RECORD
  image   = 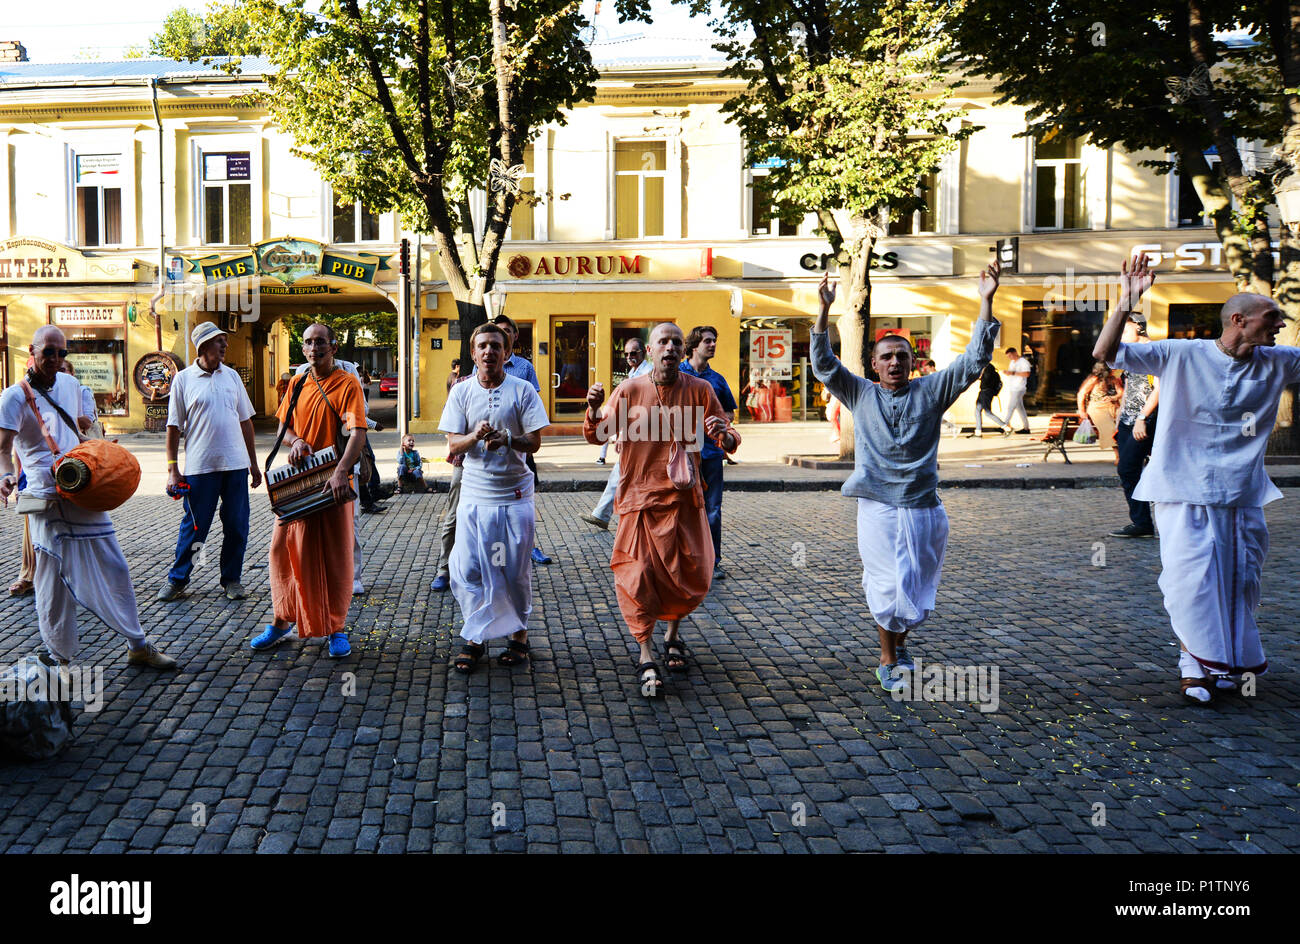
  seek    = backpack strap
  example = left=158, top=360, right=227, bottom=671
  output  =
left=264, top=374, right=310, bottom=472
left=20, top=380, right=81, bottom=458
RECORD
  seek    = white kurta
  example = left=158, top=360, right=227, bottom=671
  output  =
left=856, top=497, right=949, bottom=634
left=450, top=501, right=535, bottom=643
left=1153, top=503, right=1269, bottom=674
left=28, top=502, right=148, bottom=662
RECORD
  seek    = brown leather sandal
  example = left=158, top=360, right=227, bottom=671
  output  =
left=8, top=578, right=32, bottom=596
left=1180, top=676, right=1213, bottom=704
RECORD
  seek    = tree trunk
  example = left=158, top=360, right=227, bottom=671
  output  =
left=834, top=231, right=876, bottom=460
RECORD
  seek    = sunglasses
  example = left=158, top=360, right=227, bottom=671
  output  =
left=40, top=346, right=69, bottom=359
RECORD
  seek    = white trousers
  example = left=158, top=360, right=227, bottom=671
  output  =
left=352, top=494, right=363, bottom=586
left=856, top=498, right=949, bottom=634
left=1000, top=390, right=1029, bottom=430
left=1153, top=502, right=1269, bottom=674
left=27, top=501, right=147, bottom=662
left=450, top=500, right=535, bottom=643
left=592, top=459, right=620, bottom=522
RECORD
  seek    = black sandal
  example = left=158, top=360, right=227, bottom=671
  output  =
left=498, top=638, right=530, bottom=667
left=635, top=661, right=663, bottom=697
left=453, top=642, right=485, bottom=674
left=662, top=636, right=690, bottom=674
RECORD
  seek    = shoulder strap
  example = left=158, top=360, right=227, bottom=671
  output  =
left=309, top=370, right=349, bottom=453
left=21, top=379, right=83, bottom=454
left=264, top=374, right=310, bottom=472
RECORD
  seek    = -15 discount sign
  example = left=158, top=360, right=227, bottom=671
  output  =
left=749, top=329, right=793, bottom=379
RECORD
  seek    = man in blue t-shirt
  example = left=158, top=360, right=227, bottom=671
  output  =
left=681, top=325, right=738, bottom=579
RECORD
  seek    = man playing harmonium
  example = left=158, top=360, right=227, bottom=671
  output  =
left=251, top=323, right=368, bottom=659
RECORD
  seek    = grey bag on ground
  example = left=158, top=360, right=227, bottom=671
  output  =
left=0, top=656, right=77, bottom=761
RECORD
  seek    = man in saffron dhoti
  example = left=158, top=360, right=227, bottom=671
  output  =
left=0, top=326, right=176, bottom=669
left=1095, top=256, right=1299, bottom=703
left=812, top=265, right=1001, bottom=693
left=583, top=323, right=740, bottom=696
left=251, top=323, right=368, bottom=659
left=440, top=323, right=549, bottom=674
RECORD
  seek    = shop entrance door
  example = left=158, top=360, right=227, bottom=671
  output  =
left=550, top=317, right=594, bottom=419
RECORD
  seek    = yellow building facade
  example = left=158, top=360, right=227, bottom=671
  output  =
left=0, top=58, right=1261, bottom=435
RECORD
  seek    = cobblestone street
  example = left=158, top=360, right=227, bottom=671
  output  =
left=1, top=487, right=1298, bottom=854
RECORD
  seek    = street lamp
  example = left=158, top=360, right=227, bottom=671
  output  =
left=487, top=286, right=506, bottom=319
left=1276, top=172, right=1300, bottom=231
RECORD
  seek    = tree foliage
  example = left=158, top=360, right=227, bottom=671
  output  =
left=150, top=4, right=255, bottom=59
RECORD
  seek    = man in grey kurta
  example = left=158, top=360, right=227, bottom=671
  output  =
left=811, top=265, right=1002, bottom=692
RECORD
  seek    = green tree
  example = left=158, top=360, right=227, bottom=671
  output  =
left=953, top=0, right=1300, bottom=449
left=630, top=0, right=972, bottom=457
left=226, top=0, right=595, bottom=371
left=283, top=310, right=397, bottom=365
left=149, top=3, right=255, bottom=59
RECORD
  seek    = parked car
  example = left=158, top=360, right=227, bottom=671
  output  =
left=379, top=373, right=398, bottom=396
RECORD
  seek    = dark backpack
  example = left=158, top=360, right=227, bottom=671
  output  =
left=982, top=364, right=1002, bottom=398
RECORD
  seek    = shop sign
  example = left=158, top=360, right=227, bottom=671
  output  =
left=0, top=237, right=136, bottom=283
left=1131, top=240, right=1280, bottom=270
left=187, top=239, right=390, bottom=287
left=741, top=243, right=955, bottom=279
left=133, top=351, right=184, bottom=402
left=67, top=353, right=118, bottom=394
left=506, top=253, right=647, bottom=279
left=49, top=304, right=125, bottom=327
left=749, top=328, right=793, bottom=380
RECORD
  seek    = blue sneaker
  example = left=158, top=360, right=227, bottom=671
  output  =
left=250, top=624, right=293, bottom=651
left=327, top=632, right=351, bottom=658
left=531, top=547, right=551, bottom=564
left=430, top=574, right=450, bottom=592
left=896, top=645, right=915, bottom=671
left=876, top=663, right=908, bottom=693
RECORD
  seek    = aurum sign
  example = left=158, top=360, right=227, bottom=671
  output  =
left=506, top=254, right=647, bottom=278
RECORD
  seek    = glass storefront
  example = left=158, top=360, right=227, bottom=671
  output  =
left=609, top=321, right=654, bottom=385
left=1020, top=300, right=1107, bottom=410
left=1168, top=303, right=1221, bottom=340
left=739, top=320, right=819, bottom=422
left=50, top=304, right=128, bottom=416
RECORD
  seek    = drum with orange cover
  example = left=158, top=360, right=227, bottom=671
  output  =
left=52, top=440, right=141, bottom=512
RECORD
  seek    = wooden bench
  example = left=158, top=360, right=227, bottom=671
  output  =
left=1034, top=413, right=1079, bottom=463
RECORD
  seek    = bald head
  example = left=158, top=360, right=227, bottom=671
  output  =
left=1219, top=292, right=1285, bottom=354
left=32, top=325, right=65, bottom=350
left=1221, top=293, right=1276, bottom=327
left=647, top=322, right=684, bottom=376
left=29, top=325, right=67, bottom=386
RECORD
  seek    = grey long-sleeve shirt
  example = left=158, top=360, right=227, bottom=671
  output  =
left=811, top=319, right=1000, bottom=507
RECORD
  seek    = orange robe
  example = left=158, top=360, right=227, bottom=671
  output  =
left=584, top=373, right=740, bottom=643
left=269, top=369, right=367, bottom=638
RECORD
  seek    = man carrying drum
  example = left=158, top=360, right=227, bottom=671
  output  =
left=0, top=325, right=177, bottom=669
left=250, top=323, right=367, bottom=659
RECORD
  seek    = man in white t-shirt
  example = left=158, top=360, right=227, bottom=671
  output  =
left=0, top=325, right=176, bottom=669
left=999, top=347, right=1031, bottom=433
left=440, top=323, right=550, bottom=674
left=157, top=322, right=261, bottom=602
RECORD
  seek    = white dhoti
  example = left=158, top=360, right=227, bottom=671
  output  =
left=352, top=493, right=363, bottom=590
left=450, top=500, right=535, bottom=643
left=27, top=501, right=147, bottom=662
left=856, top=497, right=949, bottom=634
left=1152, top=502, right=1269, bottom=675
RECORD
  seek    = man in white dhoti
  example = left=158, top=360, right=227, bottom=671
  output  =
left=0, top=326, right=177, bottom=669
left=811, top=265, right=1001, bottom=693
left=439, top=323, right=549, bottom=673
left=1095, top=256, right=1298, bottom=703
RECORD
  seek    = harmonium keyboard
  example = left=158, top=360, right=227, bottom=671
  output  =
left=266, top=445, right=351, bottom=523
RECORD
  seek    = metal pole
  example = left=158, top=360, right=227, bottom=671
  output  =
left=412, top=235, right=422, bottom=417
left=397, top=237, right=411, bottom=438
left=799, top=357, right=808, bottom=421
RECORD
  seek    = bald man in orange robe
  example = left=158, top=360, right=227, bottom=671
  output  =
left=584, top=323, right=740, bottom=696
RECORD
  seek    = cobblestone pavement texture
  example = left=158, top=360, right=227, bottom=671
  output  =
left=1, top=487, right=1297, bottom=854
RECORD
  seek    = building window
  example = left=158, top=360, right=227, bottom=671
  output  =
left=747, top=160, right=798, bottom=236
left=201, top=151, right=252, bottom=245
left=615, top=140, right=666, bottom=239
left=333, top=197, right=379, bottom=243
left=1033, top=131, right=1087, bottom=230
left=510, top=146, right=536, bottom=240
left=74, top=154, right=123, bottom=247
left=50, top=305, right=129, bottom=417
left=888, top=169, right=940, bottom=236
left=1176, top=152, right=1220, bottom=227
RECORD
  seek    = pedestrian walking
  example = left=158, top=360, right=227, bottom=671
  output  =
left=1109, top=319, right=1159, bottom=538
left=999, top=347, right=1032, bottom=433
left=680, top=324, right=738, bottom=579
left=812, top=266, right=1001, bottom=693
left=1095, top=256, right=1297, bottom=703
left=157, top=322, right=262, bottom=603
left=967, top=362, right=1004, bottom=437
left=0, top=326, right=177, bottom=669
left=252, top=323, right=368, bottom=658
left=1076, top=362, right=1123, bottom=461
left=580, top=337, right=652, bottom=530
left=440, top=323, right=549, bottom=673
left=583, top=323, right=740, bottom=696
